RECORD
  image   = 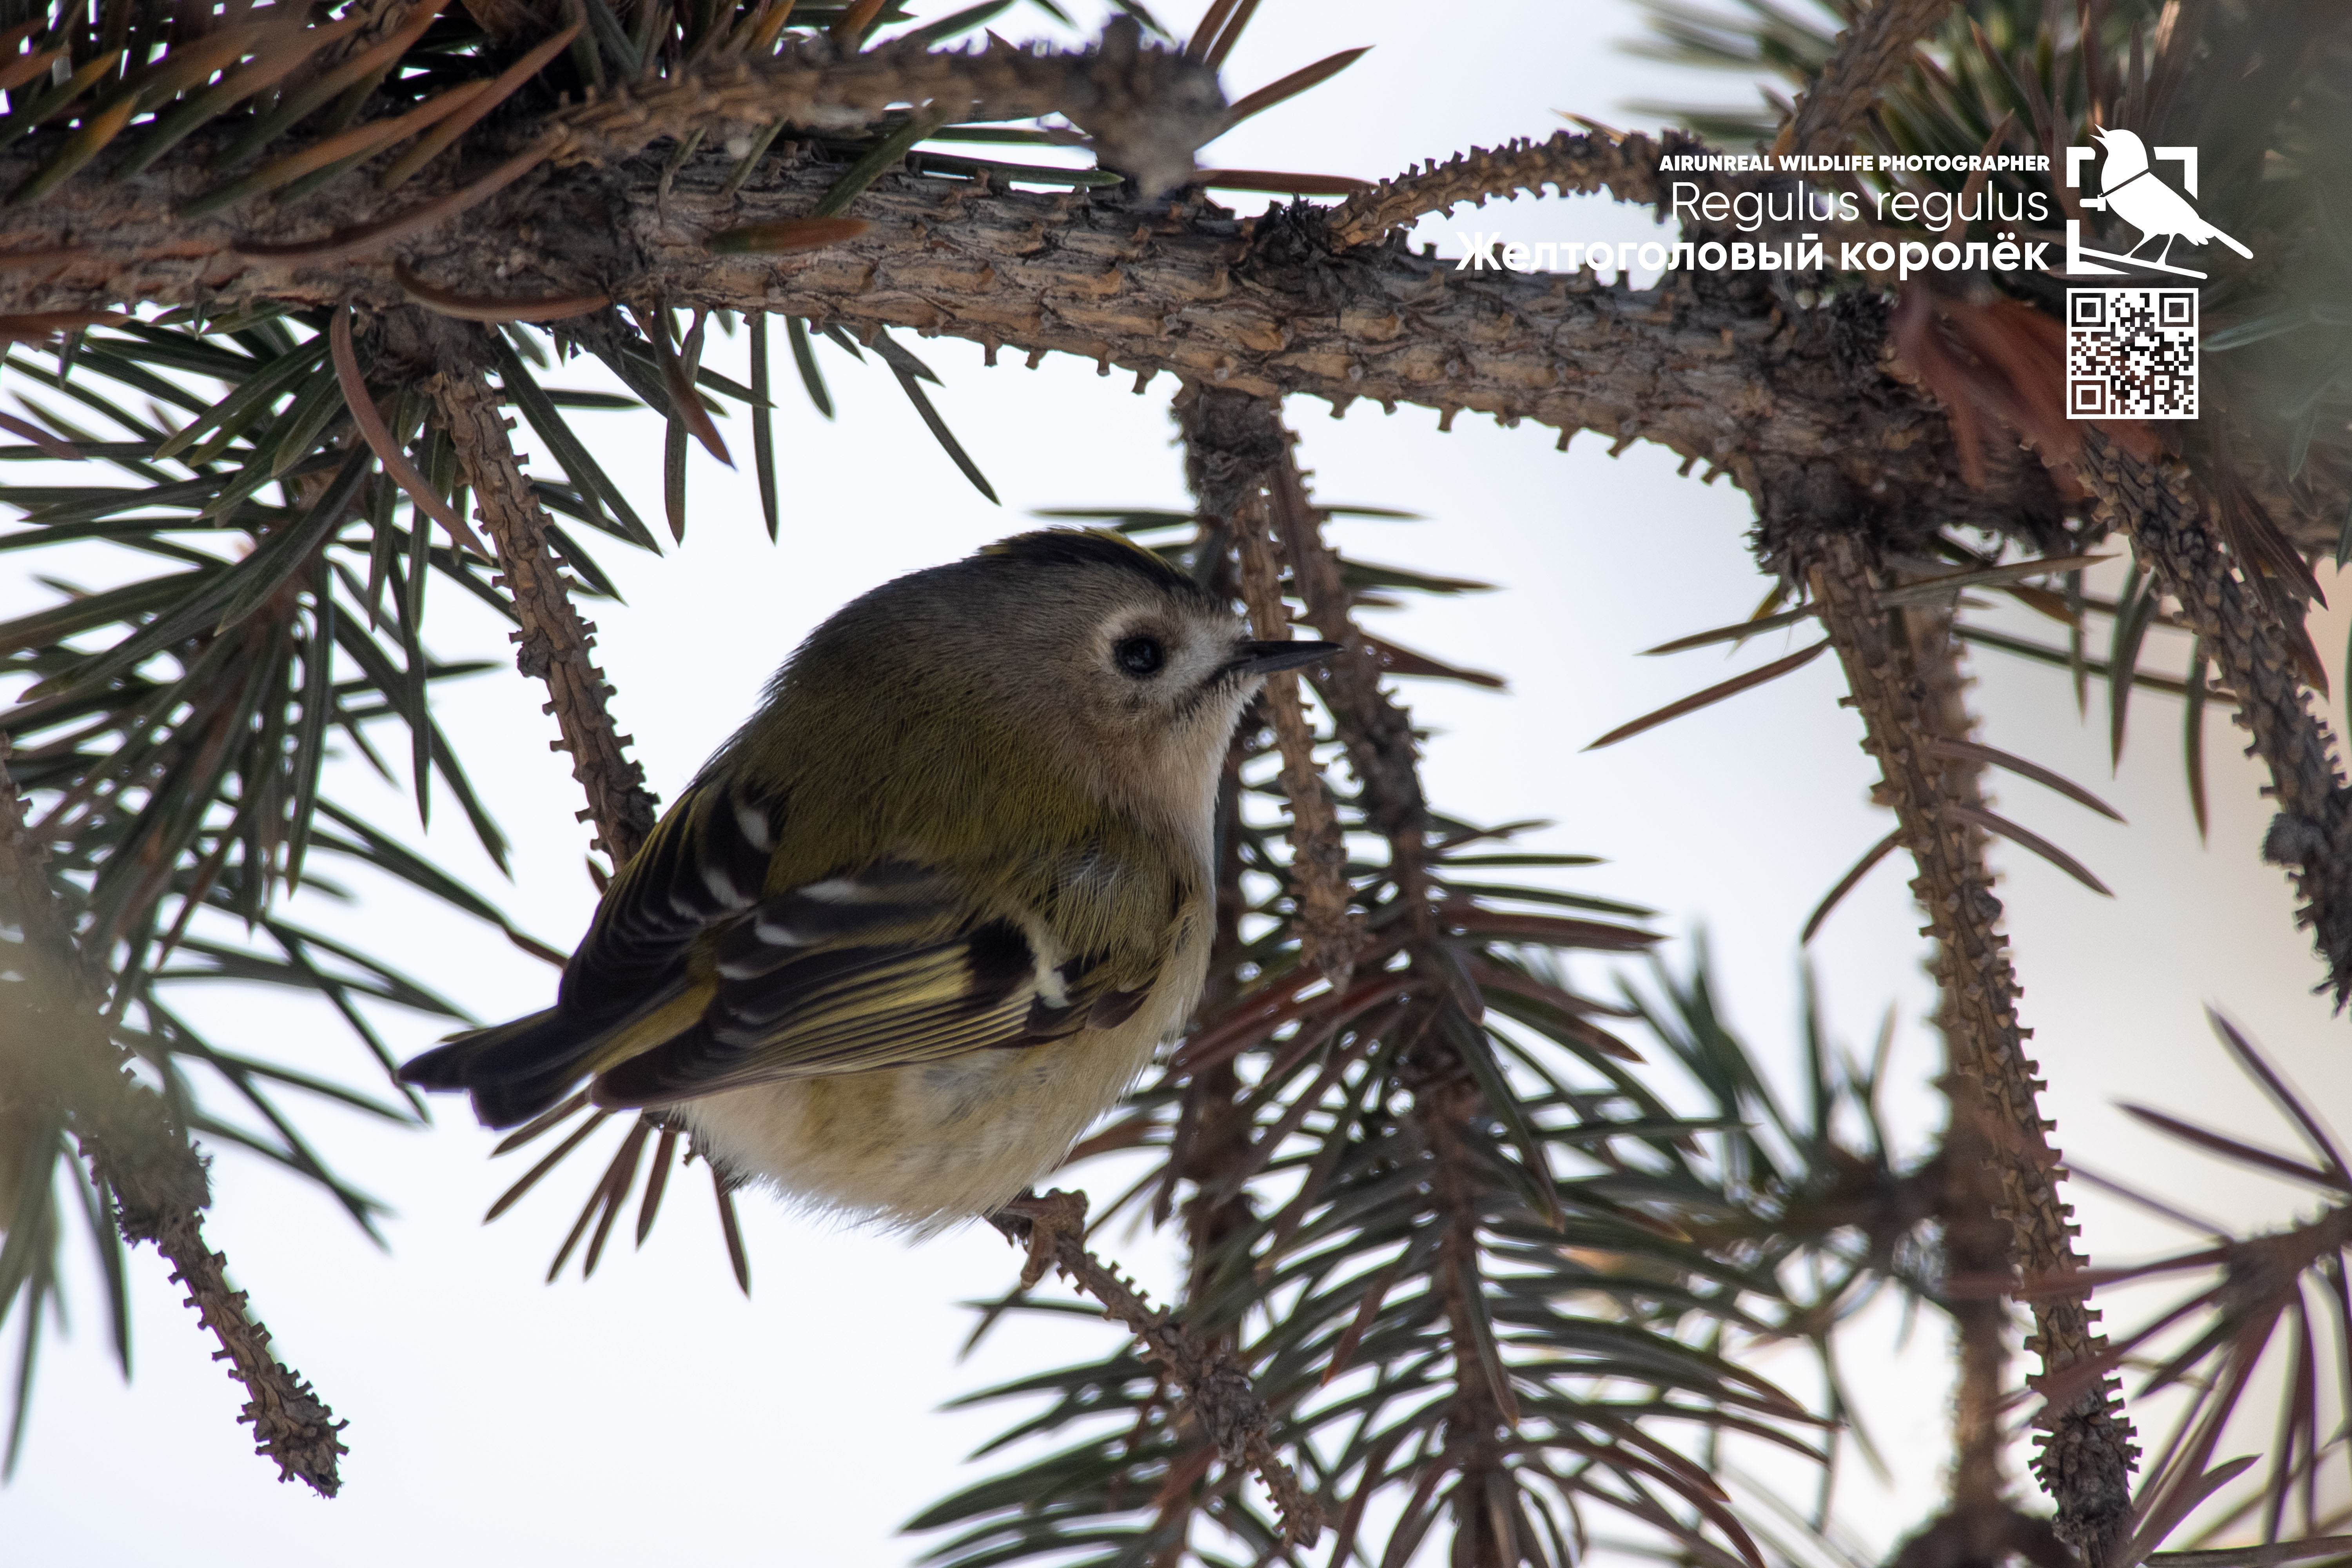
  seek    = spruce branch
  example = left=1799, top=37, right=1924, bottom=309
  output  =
left=1174, top=388, right=1431, bottom=869
left=992, top=1189, right=1323, bottom=1550
left=546, top=20, right=1223, bottom=198
left=1798, top=531, right=2136, bottom=1566
left=0, top=739, right=347, bottom=1495
left=1322, top=127, right=1686, bottom=249
left=419, top=317, right=658, bottom=865
left=1181, top=388, right=1533, bottom=1561
left=108, top=1154, right=351, bottom=1495
left=1180, top=390, right=1356, bottom=985
left=0, top=137, right=2064, bottom=553
left=1319, top=125, right=1907, bottom=258
left=1905, top=612, right=2019, bottom=1537
left=2075, top=434, right=2352, bottom=1005
left=1772, top=0, right=1956, bottom=158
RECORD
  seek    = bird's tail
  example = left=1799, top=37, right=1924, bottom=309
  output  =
left=400, top=1009, right=613, bottom=1129
left=2214, top=227, right=2253, bottom=259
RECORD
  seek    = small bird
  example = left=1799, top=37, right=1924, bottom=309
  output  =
left=400, top=530, right=1336, bottom=1232
left=2085, top=127, right=2252, bottom=268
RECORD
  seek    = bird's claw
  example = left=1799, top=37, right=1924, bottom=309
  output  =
left=992, top=1189, right=1089, bottom=1290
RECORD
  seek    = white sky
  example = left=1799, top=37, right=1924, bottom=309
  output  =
left=9, top=2, right=2351, bottom=1563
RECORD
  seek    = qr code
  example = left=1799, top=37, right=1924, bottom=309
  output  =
left=2067, top=288, right=2198, bottom=419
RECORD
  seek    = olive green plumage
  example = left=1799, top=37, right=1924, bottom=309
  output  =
left=400, top=529, right=1335, bottom=1228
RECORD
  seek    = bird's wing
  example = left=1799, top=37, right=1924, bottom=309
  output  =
left=2128, top=183, right=2205, bottom=234
left=557, top=770, right=783, bottom=1016
left=585, top=860, right=1160, bottom=1109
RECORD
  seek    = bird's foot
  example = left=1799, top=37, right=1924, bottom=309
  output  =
left=991, top=1188, right=1090, bottom=1290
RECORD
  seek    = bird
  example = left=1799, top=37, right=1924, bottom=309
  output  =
left=2084, top=127, right=2252, bottom=268
left=399, top=529, right=1337, bottom=1233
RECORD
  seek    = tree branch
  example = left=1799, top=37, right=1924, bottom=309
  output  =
left=1180, top=391, right=1356, bottom=984
left=1774, top=0, right=1957, bottom=158
left=1798, top=532, right=2135, bottom=1566
left=0, top=130, right=2072, bottom=551
left=0, top=739, right=347, bottom=1495
left=995, top=1190, right=1322, bottom=1550
left=1175, top=388, right=1548, bottom=1559
left=417, top=315, right=658, bottom=864
left=2075, top=434, right=2352, bottom=1004
left=546, top=22, right=1223, bottom=198
left=1322, top=127, right=1681, bottom=249
left=1170, top=388, right=1431, bottom=877
left=1905, top=610, right=2025, bottom=1542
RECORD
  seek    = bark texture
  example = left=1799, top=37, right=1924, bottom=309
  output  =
left=0, top=741, right=346, bottom=1494
left=2076, top=434, right=2352, bottom=1004
left=1180, top=390, right=1356, bottom=984
left=1775, top=0, right=1958, bottom=156
left=0, top=130, right=2071, bottom=550
left=1799, top=532, right=2135, bottom=1565
left=994, top=1189, right=1322, bottom=1548
left=419, top=318, right=658, bottom=864
left=1908, top=612, right=2029, bottom=1550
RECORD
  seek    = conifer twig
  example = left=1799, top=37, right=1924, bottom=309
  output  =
left=2076, top=434, right=2352, bottom=1004
left=0, top=135, right=2070, bottom=551
left=1773, top=0, right=1956, bottom=157
left=1251, top=402, right=1533, bottom=1541
left=1798, top=532, right=2135, bottom=1565
left=1229, top=519, right=1354, bottom=980
left=1174, top=387, right=1429, bottom=870
left=1176, top=387, right=1541, bottom=1550
left=1323, top=127, right=1685, bottom=250
left=425, top=316, right=693, bottom=1283
left=0, top=739, right=347, bottom=1495
left=993, top=1190, right=1323, bottom=1548
left=1906, top=609, right=2027, bottom=1545
left=1180, top=390, right=1356, bottom=984
left=421, top=319, right=658, bottom=864
left=547, top=20, right=1223, bottom=196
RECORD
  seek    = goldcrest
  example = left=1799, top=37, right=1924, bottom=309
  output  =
left=400, top=530, right=1336, bottom=1231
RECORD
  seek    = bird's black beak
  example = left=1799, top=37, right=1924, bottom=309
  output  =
left=1227, top=639, right=1341, bottom=679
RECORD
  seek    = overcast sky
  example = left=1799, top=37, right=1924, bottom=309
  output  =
left=10, top=3, right=2350, bottom=1563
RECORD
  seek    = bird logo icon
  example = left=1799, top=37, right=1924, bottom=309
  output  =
left=2069, top=127, right=2251, bottom=279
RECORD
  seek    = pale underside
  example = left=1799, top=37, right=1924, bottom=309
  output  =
left=681, top=931, right=1207, bottom=1233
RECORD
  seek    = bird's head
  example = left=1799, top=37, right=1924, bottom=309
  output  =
left=789, top=529, right=1337, bottom=832
left=2092, top=126, right=2149, bottom=171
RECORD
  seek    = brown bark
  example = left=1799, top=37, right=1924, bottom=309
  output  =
left=1844, top=0, right=2008, bottom=1463
left=1906, top=612, right=2022, bottom=1539
left=1180, top=390, right=1531, bottom=1561
left=2075, top=434, right=2352, bottom=1004
left=1799, top=533, right=2135, bottom=1566
left=0, top=740, right=346, bottom=1495
left=419, top=317, right=659, bottom=864
left=1775, top=0, right=1957, bottom=157
left=1180, top=391, right=1356, bottom=984
left=1174, top=388, right=1431, bottom=882
left=1267, top=439, right=1430, bottom=873
left=0, top=131, right=2065, bottom=551
left=993, top=1189, right=1322, bottom=1549
left=1132, top=565, right=1280, bottom=1563
left=1324, top=125, right=1704, bottom=249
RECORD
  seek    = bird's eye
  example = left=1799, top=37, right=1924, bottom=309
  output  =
left=1115, top=635, right=1165, bottom=678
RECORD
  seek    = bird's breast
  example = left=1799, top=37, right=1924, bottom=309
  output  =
left=678, top=907, right=1210, bottom=1232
